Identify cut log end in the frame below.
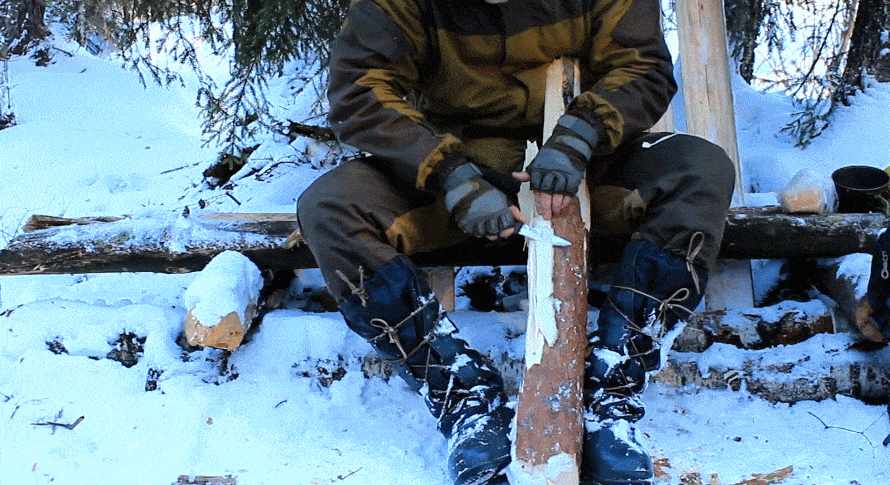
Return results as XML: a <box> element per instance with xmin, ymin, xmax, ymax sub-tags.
<box><xmin>184</xmin><ymin>304</ymin><xmax>256</xmax><ymax>351</ymax></box>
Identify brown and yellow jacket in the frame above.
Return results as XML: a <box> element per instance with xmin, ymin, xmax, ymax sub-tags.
<box><xmin>327</xmin><ymin>0</ymin><xmax>676</xmax><ymax>192</ymax></box>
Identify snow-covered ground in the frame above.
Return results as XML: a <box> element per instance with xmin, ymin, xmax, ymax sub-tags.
<box><xmin>1</xmin><ymin>32</ymin><xmax>889</xmax><ymax>485</ymax></box>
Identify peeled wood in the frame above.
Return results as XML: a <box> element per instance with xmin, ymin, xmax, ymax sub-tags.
<box><xmin>184</xmin><ymin>305</ymin><xmax>256</xmax><ymax>351</ymax></box>
<box><xmin>510</xmin><ymin>57</ymin><xmax>586</xmax><ymax>485</ymax></box>
<box><xmin>512</xmin><ymin>199</ymin><xmax>588</xmax><ymax>484</ymax></box>
<box><xmin>676</xmin><ymin>0</ymin><xmax>743</xmax><ymax>207</ymax></box>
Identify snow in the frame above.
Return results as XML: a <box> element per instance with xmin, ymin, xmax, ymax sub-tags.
<box><xmin>184</xmin><ymin>251</ymin><xmax>263</xmax><ymax>326</ymax></box>
<box><xmin>1</xmin><ymin>29</ymin><xmax>890</xmax><ymax>485</ymax></box>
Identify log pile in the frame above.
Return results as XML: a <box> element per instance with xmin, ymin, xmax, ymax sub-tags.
<box><xmin>348</xmin><ymin>301</ymin><xmax>890</xmax><ymax>405</ymax></box>
<box><xmin>3</xmin><ymin>210</ymin><xmax>889</xmax><ymax>405</ymax></box>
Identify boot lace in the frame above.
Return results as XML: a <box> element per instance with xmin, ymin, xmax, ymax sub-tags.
<box><xmin>595</xmin><ymin>234</ymin><xmax>706</xmax><ymax>400</ymax></box>
<box><xmin>336</xmin><ymin>267</ymin><xmax>370</xmax><ymax>306</ymax></box>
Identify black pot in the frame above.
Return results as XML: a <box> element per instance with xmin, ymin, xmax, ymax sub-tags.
<box><xmin>831</xmin><ymin>165</ymin><xmax>890</xmax><ymax>213</ymax></box>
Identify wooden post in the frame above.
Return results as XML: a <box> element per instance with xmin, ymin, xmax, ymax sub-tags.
<box><xmin>676</xmin><ymin>0</ymin><xmax>754</xmax><ymax>310</ymax></box>
<box><xmin>509</xmin><ymin>58</ymin><xmax>588</xmax><ymax>485</ymax></box>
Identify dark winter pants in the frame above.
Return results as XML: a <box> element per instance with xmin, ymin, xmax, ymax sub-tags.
<box><xmin>297</xmin><ymin>133</ymin><xmax>735</xmax><ymax>300</ymax></box>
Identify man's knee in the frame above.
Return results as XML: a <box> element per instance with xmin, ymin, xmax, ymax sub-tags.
<box><xmin>681</xmin><ymin>135</ymin><xmax>736</xmax><ymax>197</ymax></box>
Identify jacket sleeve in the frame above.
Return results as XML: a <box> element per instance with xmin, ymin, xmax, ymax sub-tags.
<box><xmin>327</xmin><ymin>0</ymin><xmax>466</xmax><ymax>192</ymax></box>
<box><xmin>571</xmin><ymin>0</ymin><xmax>677</xmax><ymax>153</ymax></box>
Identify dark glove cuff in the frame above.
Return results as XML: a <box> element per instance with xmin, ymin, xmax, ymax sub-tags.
<box><xmin>428</xmin><ymin>154</ymin><xmax>471</xmax><ymax>193</ymax></box>
<box><xmin>556</xmin><ymin>113</ymin><xmax>600</xmax><ymax>150</ymax></box>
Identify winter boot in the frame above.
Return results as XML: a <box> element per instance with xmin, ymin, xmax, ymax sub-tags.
<box><xmin>582</xmin><ymin>239</ymin><xmax>707</xmax><ymax>485</ymax></box>
<box><xmin>337</xmin><ymin>256</ymin><xmax>513</xmax><ymax>485</ymax></box>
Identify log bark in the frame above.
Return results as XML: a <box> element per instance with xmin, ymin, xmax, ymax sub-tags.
<box><xmin>720</xmin><ymin>209</ymin><xmax>885</xmax><ymax>259</ymax></box>
<box><xmin>509</xmin><ymin>57</ymin><xmax>587</xmax><ymax>485</ymax></box>
<box><xmin>511</xmin><ymin>199</ymin><xmax>587</xmax><ymax>484</ymax></box>
<box><xmin>815</xmin><ymin>257</ymin><xmax>890</xmax><ymax>342</ymax></box>
<box><xmin>673</xmin><ymin>302</ymin><xmax>835</xmax><ymax>352</ymax></box>
<box><xmin>1</xmin><ymin>209</ymin><xmax>887</xmax><ymax>276</ymax></box>
<box><xmin>653</xmin><ymin>343</ymin><xmax>890</xmax><ymax>404</ymax></box>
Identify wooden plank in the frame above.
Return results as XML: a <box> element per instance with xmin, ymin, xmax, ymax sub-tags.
<box><xmin>676</xmin><ymin>0</ymin><xmax>744</xmax><ymax>205</ymax></box>
<box><xmin>676</xmin><ymin>0</ymin><xmax>754</xmax><ymax>311</ymax></box>
<box><xmin>420</xmin><ymin>266</ymin><xmax>456</xmax><ymax>312</ymax></box>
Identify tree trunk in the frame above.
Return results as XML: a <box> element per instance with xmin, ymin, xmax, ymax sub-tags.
<box><xmin>724</xmin><ymin>0</ymin><xmax>766</xmax><ymax>84</ymax></box>
<box><xmin>3</xmin><ymin>0</ymin><xmax>48</xmax><ymax>55</ymax></box>
<box><xmin>838</xmin><ymin>0</ymin><xmax>890</xmax><ymax>102</ymax></box>
<box><xmin>510</xmin><ymin>57</ymin><xmax>587</xmax><ymax>485</ymax></box>
<box><xmin>511</xmin><ymin>200</ymin><xmax>588</xmax><ymax>485</ymax></box>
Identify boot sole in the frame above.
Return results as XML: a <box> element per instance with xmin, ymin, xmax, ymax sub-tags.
<box><xmin>582</xmin><ymin>478</ymin><xmax>652</xmax><ymax>485</ymax></box>
<box><xmin>458</xmin><ymin>470</ymin><xmax>506</xmax><ymax>485</ymax></box>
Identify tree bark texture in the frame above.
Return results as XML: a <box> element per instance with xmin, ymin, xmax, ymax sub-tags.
<box><xmin>512</xmin><ymin>199</ymin><xmax>588</xmax><ymax>484</ymax></box>
<box><xmin>840</xmin><ymin>0</ymin><xmax>890</xmax><ymax>98</ymax></box>
<box><xmin>3</xmin><ymin>0</ymin><xmax>48</xmax><ymax>55</ymax></box>
<box><xmin>353</xmin><ymin>315</ymin><xmax>890</xmax><ymax>404</ymax></box>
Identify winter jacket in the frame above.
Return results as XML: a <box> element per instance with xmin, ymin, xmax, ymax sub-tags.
<box><xmin>327</xmin><ymin>0</ymin><xmax>676</xmax><ymax>193</ymax></box>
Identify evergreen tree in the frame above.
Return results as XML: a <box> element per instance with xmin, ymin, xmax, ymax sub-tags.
<box><xmin>724</xmin><ymin>0</ymin><xmax>768</xmax><ymax>83</ymax></box>
<box><xmin>0</xmin><ymin>0</ymin><xmax>48</xmax><ymax>55</ymax></box>
<box><xmin>111</xmin><ymin>0</ymin><xmax>350</xmax><ymax>161</ymax></box>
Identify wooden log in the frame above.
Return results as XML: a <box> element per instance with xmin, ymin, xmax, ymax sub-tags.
<box><xmin>1</xmin><ymin>209</ymin><xmax>888</xmax><ymax>276</ymax></box>
<box><xmin>653</xmin><ymin>337</ymin><xmax>890</xmax><ymax>404</ymax></box>
<box><xmin>672</xmin><ymin>301</ymin><xmax>835</xmax><ymax>352</ymax></box>
<box><xmin>720</xmin><ymin>210</ymin><xmax>885</xmax><ymax>259</ymax></box>
<box><xmin>815</xmin><ymin>256</ymin><xmax>889</xmax><ymax>342</ymax></box>
<box><xmin>420</xmin><ymin>266</ymin><xmax>456</xmax><ymax>312</ymax></box>
<box><xmin>176</xmin><ymin>476</ymin><xmax>237</xmax><ymax>485</ymax></box>
<box><xmin>340</xmin><ymin>331</ymin><xmax>890</xmax><ymax>404</ymax></box>
<box><xmin>510</xmin><ymin>200</ymin><xmax>588</xmax><ymax>485</ymax></box>
<box><xmin>676</xmin><ymin>0</ymin><xmax>744</xmax><ymax>207</ymax></box>
<box><xmin>183</xmin><ymin>251</ymin><xmax>264</xmax><ymax>351</ymax></box>
<box><xmin>509</xmin><ymin>57</ymin><xmax>587</xmax><ymax>485</ymax></box>
<box><xmin>676</xmin><ymin>0</ymin><xmax>754</xmax><ymax>312</ymax></box>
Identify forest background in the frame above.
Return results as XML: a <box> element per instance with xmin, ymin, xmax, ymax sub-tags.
<box><xmin>2</xmin><ymin>0</ymin><xmax>890</xmax><ymax>169</ymax></box>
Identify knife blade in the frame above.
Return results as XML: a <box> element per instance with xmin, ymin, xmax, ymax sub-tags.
<box><xmin>517</xmin><ymin>223</ymin><xmax>571</xmax><ymax>247</ymax></box>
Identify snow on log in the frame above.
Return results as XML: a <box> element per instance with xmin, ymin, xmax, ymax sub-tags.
<box><xmin>653</xmin><ymin>333</ymin><xmax>890</xmax><ymax>404</ymax></box>
<box><xmin>1</xmin><ymin>210</ymin><xmax>887</xmax><ymax>275</ymax></box>
<box><xmin>183</xmin><ymin>251</ymin><xmax>264</xmax><ymax>350</ymax></box>
<box><xmin>334</xmin><ymin>329</ymin><xmax>890</xmax><ymax>406</ymax></box>
<box><xmin>509</xmin><ymin>199</ymin><xmax>588</xmax><ymax>485</ymax></box>
<box><xmin>673</xmin><ymin>299</ymin><xmax>835</xmax><ymax>352</ymax></box>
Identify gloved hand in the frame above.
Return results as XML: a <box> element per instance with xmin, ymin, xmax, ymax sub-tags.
<box><xmin>443</xmin><ymin>162</ymin><xmax>517</xmax><ymax>238</ymax></box>
<box><xmin>526</xmin><ymin>113</ymin><xmax>600</xmax><ymax>195</ymax></box>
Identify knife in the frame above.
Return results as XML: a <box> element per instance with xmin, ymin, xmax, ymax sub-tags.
<box><xmin>516</xmin><ymin>223</ymin><xmax>571</xmax><ymax>247</ymax></box>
